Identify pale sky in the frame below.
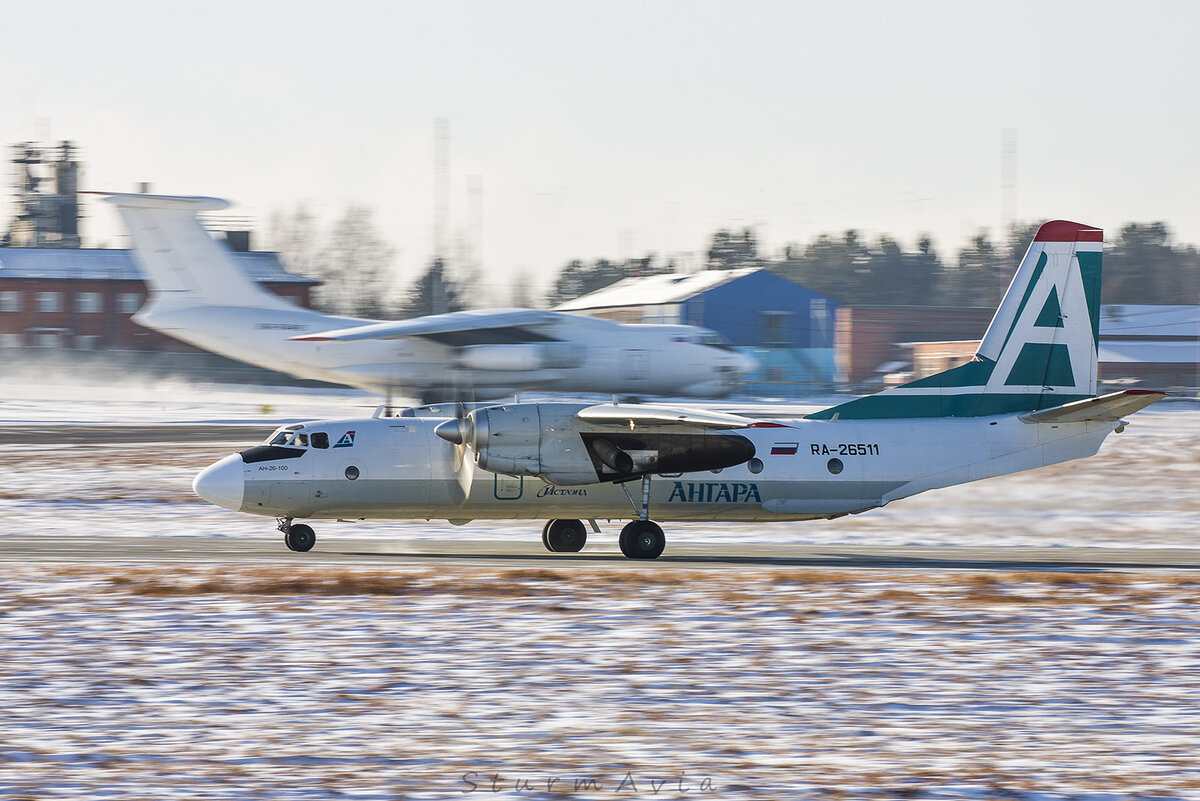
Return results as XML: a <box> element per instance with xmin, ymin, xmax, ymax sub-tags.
<box><xmin>3</xmin><ymin>0</ymin><xmax>1198</xmax><ymax>305</ymax></box>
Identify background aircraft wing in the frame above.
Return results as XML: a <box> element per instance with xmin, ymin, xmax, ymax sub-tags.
<box><xmin>577</xmin><ymin>403</ymin><xmax>762</xmax><ymax>429</ymax></box>
<box><xmin>1020</xmin><ymin>389</ymin><xmax>1168</xmax><ymax>424</ymax></box>
<box><xmin>291</xmin><ymin>309</ymin><xmax>567</xmax><ymax>345</ymax></box>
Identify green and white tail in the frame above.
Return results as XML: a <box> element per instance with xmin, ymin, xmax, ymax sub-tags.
<box><xmin>810</xmin><ymin>220</ymin><xmax>1103</xmax><ymax>420</ymax></box>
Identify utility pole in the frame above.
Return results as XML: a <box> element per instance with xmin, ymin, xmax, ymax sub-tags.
<box><xmin>467</xmin><ymin>174</ymin><xmax>483</xmax><ymax>276</ymax></box>
<box><xmin>1001</xmin><ymin>128</ymin><xmax>1017</xmax><ymax>242</ymax></box>
<box><xmin>434</xmin><ymin>117</ymin><xmax>450</xmax><ymax>263</ymax></box>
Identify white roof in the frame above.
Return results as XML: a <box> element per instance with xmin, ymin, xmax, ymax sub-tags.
<box><xmin>1101</xmin><ymin>305</ymin><xmax>1199</xmax><ymax>337</ymax></box>
<box><xmin>555</xmin><ymin>267</ymin><xmax>760</xmax><ymax>311</ymax></box>
<box><xmin>0</xmin><ymin>248</ymin><xmax>315</xmax><ymax>284</ymax></box>
<box><xmin>1099</xmin><ymin>341</ymin><xmax>1200</xmax><ymax>364</ymax></box>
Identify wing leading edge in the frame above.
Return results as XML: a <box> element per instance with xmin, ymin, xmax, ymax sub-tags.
<box><xmin>577</xmin><ymin>403</ymin><xmax>762</xmax><ymax>430</ymax></box>
<box><xmin>290</xmin><ymin>308</ymin><xmax>567</xmax><ymax>344</ymax></box>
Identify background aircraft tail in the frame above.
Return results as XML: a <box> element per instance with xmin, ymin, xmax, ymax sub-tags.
<box><xmin>98</xmin><ymin>193</ymin><xmax>298</xmax><ymax>313</ymax></box>
<box><xmin>810</xmin><ymin>220</ymin><xmax>1103</xmax><ymax>419</ymax></box>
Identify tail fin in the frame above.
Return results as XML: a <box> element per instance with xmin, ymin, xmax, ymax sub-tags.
<box><xmin>810</xmin><ymin>220</ymin><xmax>1103</xmax><ymax>419</ymax></box>
<box><xmin>96</xmin><ymin>192</ymin><xmax>297</xmax><ymax>312</ymax></box>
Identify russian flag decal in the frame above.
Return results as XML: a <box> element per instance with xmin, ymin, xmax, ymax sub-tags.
<box><xmin>770</xmin><ymin>442</ymin><xmax>799</xmax><ymax>455</ymax></box>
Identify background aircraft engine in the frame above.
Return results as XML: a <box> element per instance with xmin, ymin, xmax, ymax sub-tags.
<box><xmin>445</xmin><ymin>403</ymin><xmax>757</xmax><ymax>486</ymax></box>
<box><xmin>455</xmin><ymin>343</ymin><xmax>585</xmax><ymax>372</ymax></box>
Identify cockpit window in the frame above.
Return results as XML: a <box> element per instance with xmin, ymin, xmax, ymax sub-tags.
<box><xmin>266</xmin><ymin>424</ymin><xmax>306</xmax><ymax>446</ymax></box>
<box><xmin>311</xmin><ymin>432</ymin><xmax>329</xmax><ymax>449</ymax></box>
<box><xmin>698</xmin><ymin>331</ymin><xmax>736</xmax><ymax>351</ymax></box>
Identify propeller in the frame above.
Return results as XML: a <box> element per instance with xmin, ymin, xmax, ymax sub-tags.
<box><xmin>432</xmin><ymin>380</ymin><xmax>478</xmax><ymax>503</ymax></box>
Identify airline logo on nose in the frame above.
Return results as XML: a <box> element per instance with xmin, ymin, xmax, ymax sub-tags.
<box><xmin>334</xmin><ymin>431</ymin><xmax>356</xmax><ymax>448</ymax></box>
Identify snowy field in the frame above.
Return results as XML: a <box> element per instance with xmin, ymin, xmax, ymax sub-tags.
<box><xmin>1</xmin><ymin>564</ymin><xmax>1199</xmax><ymax>800</ymax></box>
<box><xmin>1</xmin><ymin>380</ymin><xmax>1197</xmax><ymax>548</ymax></box>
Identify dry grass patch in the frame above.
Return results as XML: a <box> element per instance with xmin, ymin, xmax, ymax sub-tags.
<box><xmin>6</xmin><ymin>563</ymin><xmax>1200</xmax><ymax>608</ymax></box>
<box><xmin>873</xmin><ymin>589</ymin><xmax>928</xmax><ymax>603</ymax></box>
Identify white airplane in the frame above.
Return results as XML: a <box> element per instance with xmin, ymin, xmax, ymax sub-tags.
<box><xmin>193</xmin><ymin>220</ymin><xmax>1166</xmax><ymax>558</ymax></box>
<box><xmin>94</xmin><ymin>192</ymin><xmax>755</xmax><ymax>401</ymax></box>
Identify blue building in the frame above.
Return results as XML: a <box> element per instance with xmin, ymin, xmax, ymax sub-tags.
<box><xmin>556</xmin><ymin>268</ymin><xmax>839</xmax><ymax>395</ymax></box>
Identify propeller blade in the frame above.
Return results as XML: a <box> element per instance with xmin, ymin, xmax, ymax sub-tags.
<box><xmin>433</xmin><ymin>402</ymin><xmax>476</xmax><ymax>502</ymax></box>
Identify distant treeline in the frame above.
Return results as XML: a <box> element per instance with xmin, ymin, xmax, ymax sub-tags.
<box><xmin>548</xmin><ymin>221</ymin><xmax>1200</xmax><ymax>308</ymax></box>
<box><xmin>271</xmin><ymin>205</ymin><xmax>1199</xmax><ymax>317</ymax></box>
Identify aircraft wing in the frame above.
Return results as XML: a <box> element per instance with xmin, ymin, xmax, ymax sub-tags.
<box><xmin>1019</xmin><ymin>389</ymin><xmax>1168</xmax><ymax>424</ymax></box>
<box><xmin>290</xmin><ymin>309</ymin><xmax>566</xmax><ymax>345</ymax></box>
<box><xmin>577</xmin><ymin>403</ymin><xmax>760</xmax><ymax>429</ymax></box>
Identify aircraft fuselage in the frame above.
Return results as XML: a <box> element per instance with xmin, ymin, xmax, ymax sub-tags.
<box><xmin>138</xmin><ymin>304</ymin><xmax>749</xmax><ymax>398</ymax></box>
<box><xmin>196</xmin><ymin>411</ymin><xmax>1118</xmax><ymax>523</ymax></box>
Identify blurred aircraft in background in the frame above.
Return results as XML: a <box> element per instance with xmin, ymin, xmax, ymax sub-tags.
<box><xmin>97</xmin><ymin>193</ymin><xmax>755</xmax><ymax>402</ymax></box>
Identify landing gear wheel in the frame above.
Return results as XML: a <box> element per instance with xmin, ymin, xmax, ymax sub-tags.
<box><xmin>618</xmin><ymin>520</ymin><xmax>665</xmax><ymax>560</ymax></box>
<box><xmin>285</xmin><ymin>523</ymin><xmax>316</xmax><ymax>552</ymax></box>
<box><xmin>544</xmin><ymin>519</ymin><xmax>587</xmax><ymax>553</ymax></box>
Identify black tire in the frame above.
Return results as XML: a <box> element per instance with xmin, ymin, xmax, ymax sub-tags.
<box><xmin>285</xmin><ymin>523</ymin><xmax>316</xmax><ymax>552</ymax></box>
<box><xmin>545</xmin><ymin>519</ymin><xmax>587</xmax><ymax>553</ymax></box>
<box><xmin>541</xmin><ymin>520</ymin><xmax>555</xmax><ymax>551</ymax></box>
<box><xmin>618</xmin><ymin>520</ymin><xmax>665</xmax><ymax>560</ymax></box>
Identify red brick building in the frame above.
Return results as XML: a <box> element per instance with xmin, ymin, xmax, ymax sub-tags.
<box><xmin>0</xmin><ymin>247</ymin><xmax>317</xmax><ymax>352</ymax></box>
<box><xmin>835</xmin><ymin>305</ymin><xmax>995</xmax><ymax>386</ymax></box>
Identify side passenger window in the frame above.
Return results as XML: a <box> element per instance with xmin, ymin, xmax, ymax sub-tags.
<box><xmin>311</xmin><ymin>432</ymin><xmax>330</xmax><ymax>449</ymax></box>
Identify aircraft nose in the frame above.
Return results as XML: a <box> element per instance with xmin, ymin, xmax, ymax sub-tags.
<box><xmin>193</xmin><ymin>454</ymin><xmax>245</xmax><ymax>511</ymax></box>
<box><xmin>732</xmin><ymin>350</ymin><xmax>758</xmax><ymax>377</ymax></box>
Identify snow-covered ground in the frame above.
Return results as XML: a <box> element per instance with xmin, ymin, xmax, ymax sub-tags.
<box><xmin>1</xmin><ymin>380</ymin><xmax>1197</xmax><ymax>547</ymax></box>
<box><xmin>1</xmin><ymin>565</ymin><xmax>1198</xmax><ymax>800</ymax></box>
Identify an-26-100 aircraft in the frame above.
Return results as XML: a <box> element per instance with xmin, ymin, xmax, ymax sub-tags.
<box><xmin>94</xmin><ymin>193</ymin><xmax>754</xmax><ymax>401</ymax></box>
<box><xmin>194</xmin><ymin>220</ymin><xmax>1165</xmax><ymax>558</ymax></box>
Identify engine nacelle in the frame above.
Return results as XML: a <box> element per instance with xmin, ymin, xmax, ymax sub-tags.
<box><xmin>455</xmin><ymin>343</ymin><xmax>586</xmax><ymax>372</ymax></box>
<box><xmin>461</xmin><ymin>402</ymin><xmax>756</xmax><ymax>486</ymax></box>
<box><xmin>469</xmin><ymin>403</ymin><xmax>545</xmax><ymax>476</ymax></box>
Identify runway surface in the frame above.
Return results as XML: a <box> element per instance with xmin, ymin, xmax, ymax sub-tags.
<box><xmin>2</xmin><ymin>535</ymin><xmax>1197</xmax><ymax>572</ymax></box>
<box><xmin>0</xmin><ymin>423</ymin><xmax>266</xmax><ymax>444</ymax></box>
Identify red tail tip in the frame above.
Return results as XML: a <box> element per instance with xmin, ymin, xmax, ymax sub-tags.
<box><xmin>1034</xmin><ymin>220</ymin><xmax>1103</xmax><ymax>243</ymax></box>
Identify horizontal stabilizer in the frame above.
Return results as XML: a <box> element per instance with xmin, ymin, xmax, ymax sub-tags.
<box><xmin>1019</xmin><ymin>389</ymin><xmax>1167</xmax><ymax>424</ymax></box>
<box><xmin>83</xmin><ymin>191</ymin><xmax>230</xmax><ymax>212</ymax></box>
<box><xmin>578</xmin><ymin>403</ymin><xmax>755</xmax><ymax>429</ymax></box>
<box><xmin>290</xmin><ymin>308</ymin><xmax>565</xmax><ymax>344</ymax></box>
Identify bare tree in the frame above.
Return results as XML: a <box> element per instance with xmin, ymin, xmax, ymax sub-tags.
<box><xmin>268</xmin><ymin>203</ymin><xmax>321</xmax><ymax>284</ymax></box>
<box><xmin>508</xmin><ymin>270</ymin><xmax>539</xmax><ymax>309</ymax></box>
<box><xmin>316</xmin><ymin>205</ymin><xmax>397</xmax><ymax>318</ymax></box>
<box><xmin>269</xmin><ymin>203</ymin><xmax>398</xmax><ymax>318</ymax></box>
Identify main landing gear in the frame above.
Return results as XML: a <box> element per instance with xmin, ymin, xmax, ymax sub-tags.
<box><xmin>617</xmin><ymin>473</ymin><xmax>666</xmax><ymax>559</ymax></box>
<box><xmin>279</xmin><ymin>518</ymin><xmax>316</xmax><ymax>552</ymax></box>
<box><xmin>538</xmin><ymin>474</ymin><xmax>667</xmax><ymax>560</ymax></box>
<box><xmin>617</xmin><ymin>519</ymin><xmax>666</xmax><ymax>560</ymax></box>
<box><xmin>542</xmin><ymin>519</ymin><xmax>588</xmax><ymax>552</ymax></box>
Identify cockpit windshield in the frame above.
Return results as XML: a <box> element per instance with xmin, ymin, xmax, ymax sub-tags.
<box><xmin>244</xmin><ymin>424</ymin><xmax>330</xmax><ymax>464</ymax></box>
<box><xmin>263</xmin><ymin>425</ymin><xmax>329</xmax><ymax>449</ymax></box>
<box><xmin>266</xmin><ymin>424</ymin><xmax>305</xmax><ymax>446</ymax></box>
<box><xmin>697</xmin><ymin>331</ymin><xmax>736</xmax><ymax>351</ymax></box>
